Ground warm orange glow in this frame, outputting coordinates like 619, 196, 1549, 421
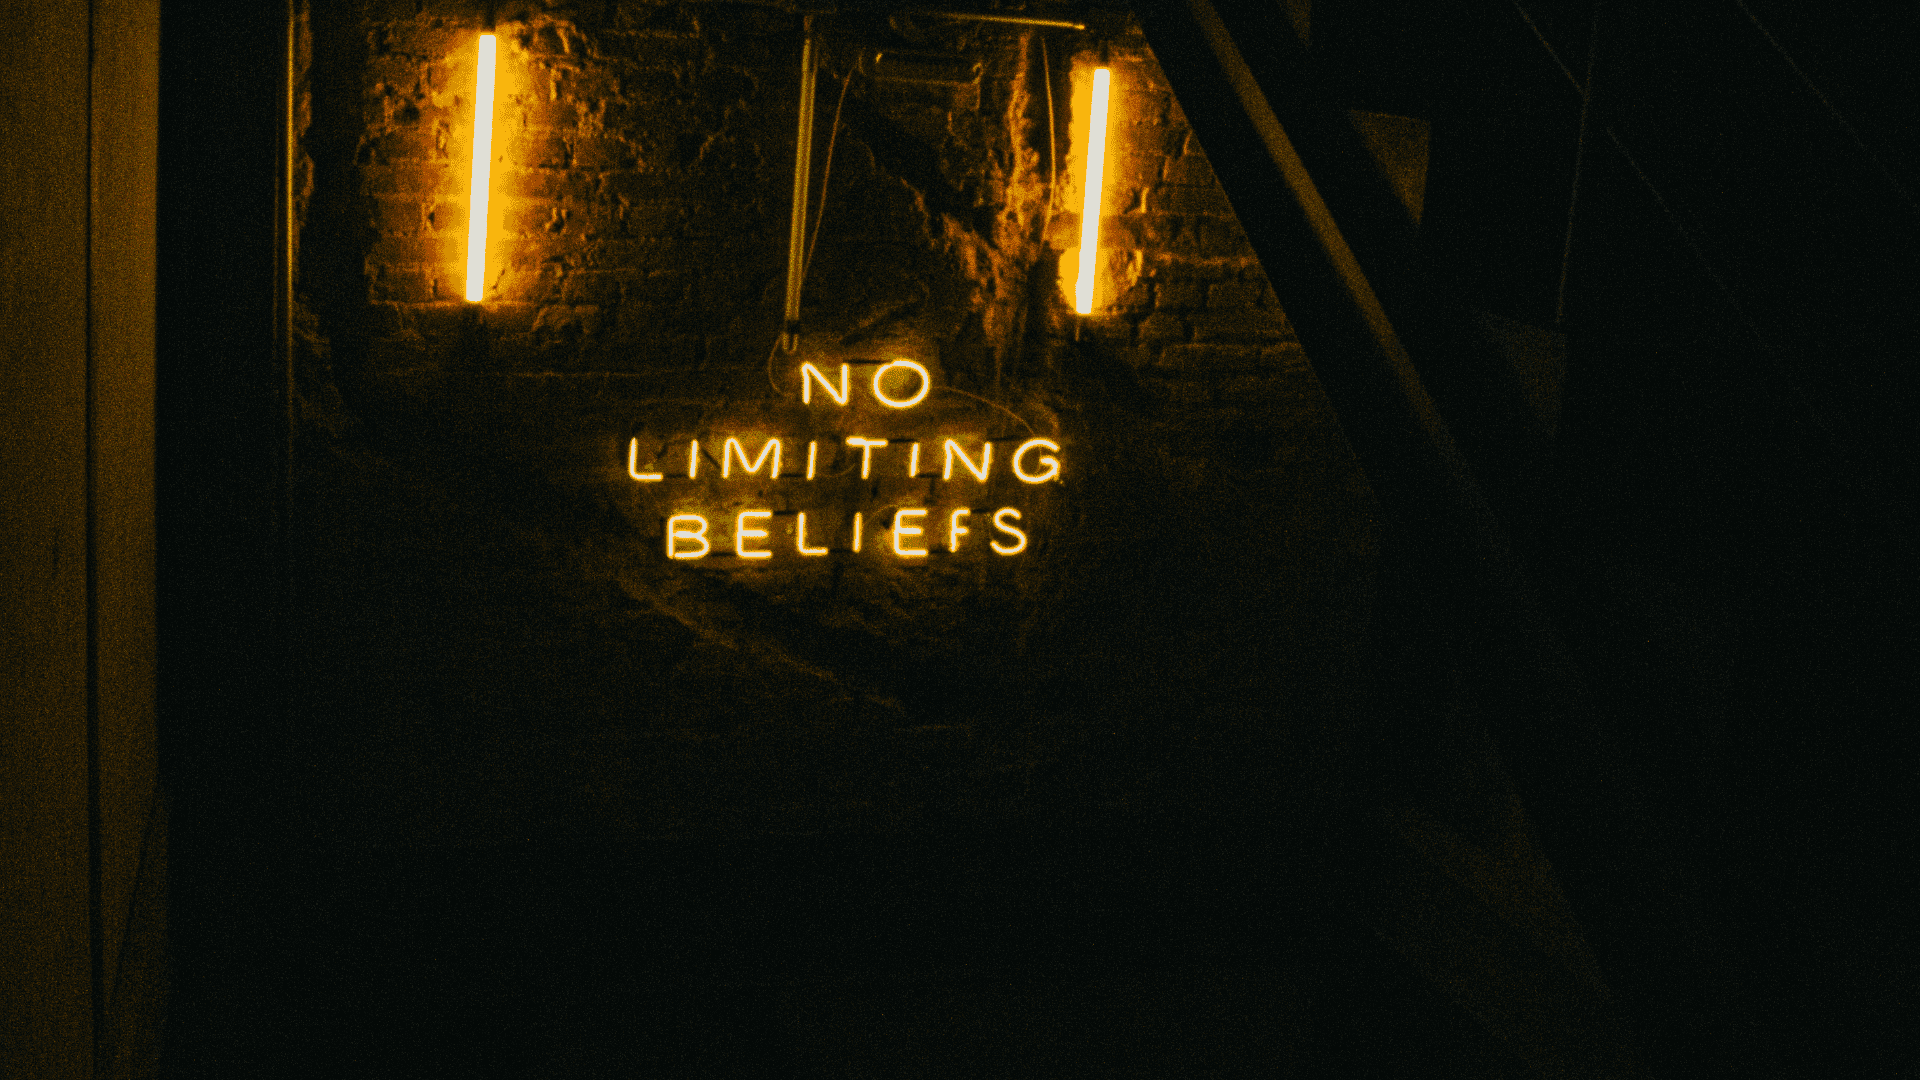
942, 439, 992, 482
872, 359, 931, 409
893, 508, 929, 557
796, 512, 829, 555
735, 510, 773, 558
722, 437, 781, 479
948, 508, 971, 552
1074, 67, 1111, 315
464, 34, 497, 302
802, 363, 850, 405
667, 514, 710, 559
687, 439, 700, 478
846, 436, 886, 479
990, 507, 1028, 554
1012, 438, 1063, 484
628, 438, 663, 481
806, 440, 819, 480
852, 511, 864, 553
907, 442, 921, 477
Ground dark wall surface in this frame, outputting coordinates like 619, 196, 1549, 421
156, 2, 1915, 1077
282, 1, 1378, 853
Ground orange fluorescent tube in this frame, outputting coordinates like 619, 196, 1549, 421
464, 34, 497, 302
1074, 67, 1112, 315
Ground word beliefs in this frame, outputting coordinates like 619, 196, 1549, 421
661, 506, 1030, 560
628, 360, 1062, 562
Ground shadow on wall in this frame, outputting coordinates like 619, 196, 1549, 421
285, 1, 1377, 852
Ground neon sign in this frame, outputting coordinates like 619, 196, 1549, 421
1075, 66, 1112, 315
627, 361, 1060, 562
464, 34, 497, 302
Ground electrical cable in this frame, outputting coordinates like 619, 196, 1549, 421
770, 58, 853, 392
1555, 1, 1603, 325
1041, 36, 1058, 243
805, 64, 855, 280
1510, 0, 1899, 506
1729, 0, 1917, 217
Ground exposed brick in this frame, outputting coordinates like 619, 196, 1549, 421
366, 54, 425, 93
285, 2, 1391, 846
514, 257, 582, 300
528, 304, 606, 344
361, 128, 443, 164
1108, 152, 1164, 193
380, 22, 466, 63
368, 234, 461, 267
395, 301, 465, 345
1262, 341, 1309, 367
571, 136, 639, 170
1216, 371, 1297, 404
370, 194, 429, 234
494, 237, 575, 271
1102, 213, 1181, 251
1155, 280, 1207, 309
1112, 279, 1153, 310
553, 269, 627, 306
502, 203, 570, 237
363, 163, 465, 197
1164, 152, 1214, 187
506, 92, 586, 131
359, 0, 425, 25
1189, 217, 1253, 253
1136, 312, 1187, 345
1145, 252, 1249, 280
556, 237, 708, 271
628, 271, 695, 304
1156, 343, 1259, 371
1139, 374, 1213, 406
368, 267, 438, 304
1115, 90, 1171, 127
496, 167, 598, 202
609, 309, 701, 356
364, 334, 426, 372
1112, 125, 1186, 160
1208, 281, 1263, 308
504, 132, 571, 169
598, 71, 684, 109
1109, 56, 1170, 94
1078, 318, 1137, 350
1190, 309, 1294, 342
471, 301, 541, 341
1153, 184, 1236, 217
520, 23, 577, 58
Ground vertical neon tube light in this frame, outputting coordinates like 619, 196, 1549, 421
1074, 67, 1112, 315
464, 34, 498, 302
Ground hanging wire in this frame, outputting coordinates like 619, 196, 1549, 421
1729, 0, 1917, 217
937, 385, 1038, 436
1514, 0, 1757, 345
769, 58, 854, 392
1555, 1, 1603, 325
1041, 36, 1058, 242
1510, 0, 1894, 504
806, 65, 855, 280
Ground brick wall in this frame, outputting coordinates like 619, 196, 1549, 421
290, 1, 1377, 850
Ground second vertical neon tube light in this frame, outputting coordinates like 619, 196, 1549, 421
464, 34, 498, 302
1074, 67, 1112, 316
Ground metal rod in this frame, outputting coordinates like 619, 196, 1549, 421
904, 9, 1087, 30
782, 21, 818, 354
1555, 0, 1603, 325
1731, 0, 1916, 216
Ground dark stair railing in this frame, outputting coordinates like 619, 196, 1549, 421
1133, 2, 1671, 1076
